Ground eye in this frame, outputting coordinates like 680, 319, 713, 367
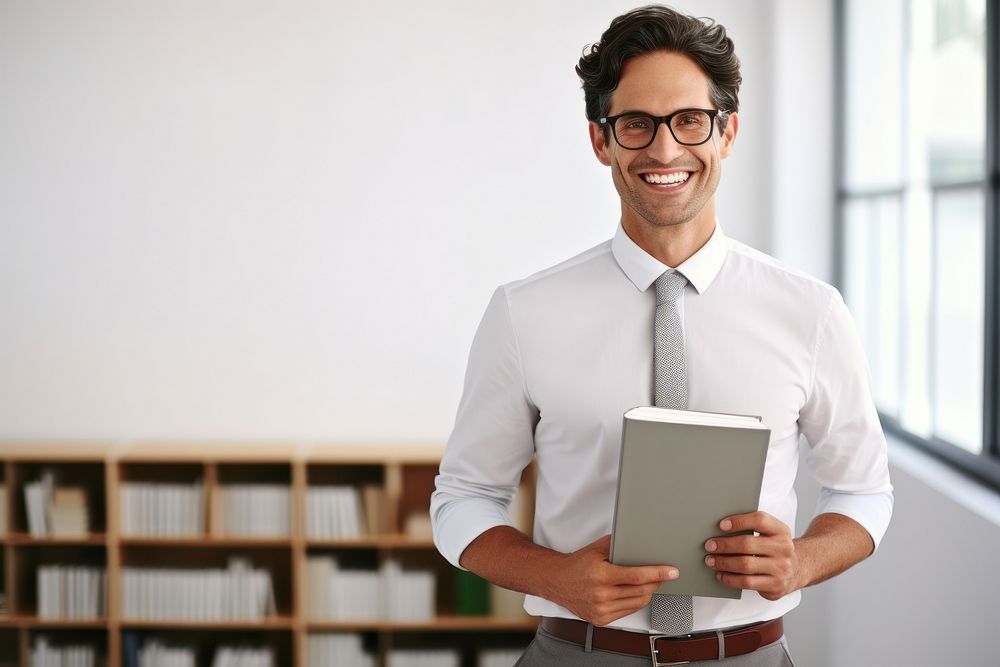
675, 112, 707, 127
621, 116, 652, 130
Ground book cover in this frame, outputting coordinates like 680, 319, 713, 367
610, 407, 770, 599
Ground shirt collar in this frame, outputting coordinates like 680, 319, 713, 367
611, 221, 728, 295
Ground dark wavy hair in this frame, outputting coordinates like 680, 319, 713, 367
576, 5, 741, 132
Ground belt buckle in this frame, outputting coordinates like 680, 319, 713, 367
648, 635, 690, 666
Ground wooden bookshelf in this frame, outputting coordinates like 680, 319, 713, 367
0, 442, 537, 666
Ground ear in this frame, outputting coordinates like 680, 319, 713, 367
588, 121, 613, 166
718, 112, 739, 159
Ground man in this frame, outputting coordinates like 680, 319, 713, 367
431, 5, 892, 665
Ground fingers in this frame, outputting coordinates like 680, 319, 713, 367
608, 562, 679, 586
576, 578, 662, 627
562, 534, 683, 626
712, 571, 789, 601
703, 514, 798, 601
705, 554, 778, 576
714, 572, 773, 594
612, 581, 663, 598
588, 593, 659, 627
718, 511, 788, 536
604, 593, 656, 614
705, 533, 793, 559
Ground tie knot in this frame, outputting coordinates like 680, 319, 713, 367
654, 270, 687, 305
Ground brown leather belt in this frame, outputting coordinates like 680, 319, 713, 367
540, 616, 783, 665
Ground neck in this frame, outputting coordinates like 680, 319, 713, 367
621, 206, 716, 268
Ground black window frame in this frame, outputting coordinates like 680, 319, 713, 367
834, 0, 1000, 489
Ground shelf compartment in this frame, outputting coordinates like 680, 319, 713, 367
11, 461, 106, 536
397, 464, 436, 539
26, 627, 108, 667
386, 628, 534, 667
305, 464, 388, 540
12, 544, 107, 621
212, 463, 293, 539
120, 626, 294, 667
117, 463, 206, 538
120, 544, 294, 621
304, 548, 451, 625
306, 630, 379, 667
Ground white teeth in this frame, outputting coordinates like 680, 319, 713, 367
643, 172, 690, 184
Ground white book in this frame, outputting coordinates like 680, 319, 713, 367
184, 483, 192, 533
40, 470, 54, 534
317, 489, 329, 538
120, 486, 131, 535
25, 483, 45, 536
141, 484, 151, 536
66, 567, 75, 619
51, 487, 89, 536
343, 487, 360, 538
325, 489, 336, 538
308, 557, 331, 619
195, 480, 205, 533
171, 485, 182, 535
334, 489, 347, 538
306, 492, 315, 538
37, 566, 49, 618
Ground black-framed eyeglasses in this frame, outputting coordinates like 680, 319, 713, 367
599, 108, 725, 149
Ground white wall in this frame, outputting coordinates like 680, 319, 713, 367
0, 0, 772, 442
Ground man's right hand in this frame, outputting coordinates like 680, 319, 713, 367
548, 534, 679, 626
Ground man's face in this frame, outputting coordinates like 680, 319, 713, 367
589, 51, 738, 233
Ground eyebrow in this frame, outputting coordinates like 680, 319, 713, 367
610, 107, 712, 117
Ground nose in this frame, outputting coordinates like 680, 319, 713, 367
645, 120, 687, 163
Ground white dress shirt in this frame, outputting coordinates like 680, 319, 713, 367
431, 222, 893, 633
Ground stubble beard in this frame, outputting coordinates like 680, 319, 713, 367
612, 161, 718, 230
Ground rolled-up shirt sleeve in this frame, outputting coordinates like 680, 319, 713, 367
430, 286, 539, 569
798, 290, 894, 549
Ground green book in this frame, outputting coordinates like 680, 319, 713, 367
455, 569, 491, 616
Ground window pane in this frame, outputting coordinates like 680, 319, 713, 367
900, 188, 934, 438
873, 198, 902, 415
843, 200, 872, 373
907, 0, 986, 183
843, 197, 902, 417
932, 189, 984, 452
844, 0, 904, 190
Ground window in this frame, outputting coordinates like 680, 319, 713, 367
837, 0, 1000, 486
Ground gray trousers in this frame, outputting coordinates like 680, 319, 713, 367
515, 626, 795, 666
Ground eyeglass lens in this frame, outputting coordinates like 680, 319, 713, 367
614, 111, 713, 148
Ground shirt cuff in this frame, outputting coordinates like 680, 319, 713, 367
431, 496, 516, 569
814, 487, 894, 550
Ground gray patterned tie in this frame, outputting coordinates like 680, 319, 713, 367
649, 269, 694, 635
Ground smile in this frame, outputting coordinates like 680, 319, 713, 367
640, 171, 691, 188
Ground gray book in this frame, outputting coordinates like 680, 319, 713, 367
609, 407, 770, 600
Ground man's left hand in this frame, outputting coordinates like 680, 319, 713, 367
703, 511, 800, 601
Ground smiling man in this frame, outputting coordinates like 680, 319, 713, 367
431, 5, 892, 666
